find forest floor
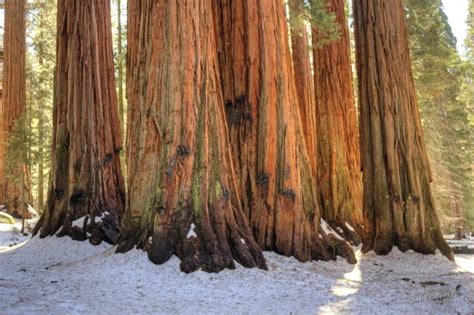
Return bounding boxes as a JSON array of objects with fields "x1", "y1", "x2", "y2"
[{"x1": 0, "y1": 221, "x2": 473, "y2": 314}]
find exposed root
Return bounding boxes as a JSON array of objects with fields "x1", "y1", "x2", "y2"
[
  {"x1": 326, "y1": 220, "x2": 362, "y2": 246},
  {"x1": 117, "y1": 204, "x2": 267, "y2": 273}
]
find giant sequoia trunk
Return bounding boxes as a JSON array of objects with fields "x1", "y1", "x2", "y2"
[
  {"x1": 34, "y1": 0, "x2": 125, "y2": 245},
  {"x1": 353, "y1": 0, "x2": 453, "y2": 259},
  {"x1": 116, "y1": 0, "x2": 267, "y2": 273},
  {"x1": 0, "y1": 0, "x2": 32, "y2": 218},
  {"x1": 312, "y1": 0, "x2": 363, "y2": 244},
  {"x1": 288, "y1": 0, "x2": 318, "y2": 176},
  {"x1": 213, "y1": 0, "x2": 355, "y2": 263}
]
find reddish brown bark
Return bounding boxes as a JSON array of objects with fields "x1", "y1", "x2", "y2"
[
  {"x1": 116, "y1": 0, "x2": 267, "y2": 273},
  {"x1": 34, "y1": 0, "x2": 125, "y2": 244},
  {"x1": 0, "y1": 0, "x2": 32, "y2": 218},
  {"x1": 213, "y1": 0, "x2": 355, "y2": 263},
  {"x1": 312, "y1": 0, "x2": 363, "y2": 244},
  {"x1": 353, "y1": 0, "x2": 453, "y2": 259},
  {"x1": 289, "y1": 0, "x2": 318, "y2": 176}
]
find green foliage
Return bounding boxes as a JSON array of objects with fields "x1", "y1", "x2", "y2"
[
  {"x1": 466, "y1": 0, "x2": 474, "y2": 59},
  {"x1": 462, "y1": 0, "x2": 474, "y2": 230},
  {"x1": 4, "y1": 114, "x2": 34, "y2": 182},
  {"x1": 24, "y1": 0, "x2": 56, "y2": 212},
  {"x1": 405, "y1": 0, "x2": 474, "y2": 232},
  {"x1": 3, "y1": 113, "x2": 33, "y2": 210},
  {"x1": 289, "y1": 0, "x2": 341, "y2": 48},
  {"x1": 309, "y1": 0, "x2": 341, "y2": 46}
]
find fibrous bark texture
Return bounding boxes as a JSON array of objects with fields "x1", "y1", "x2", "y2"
[
  {"x1": 34, "y1": 0, "x2": 125, "y2": 245},
  {"x1": 213, "y1": 0, "x2": 355, "y2": 263},
  {"x1": 353, "y1": 0, "x2": 453, "y2": 259},
  {"x1": 116, "y1": 0, "x2": 267, "y2": 273},
  {"x1": 289, "y1": 0, "x2": 318, "y2": 176},
  {"x1": 312, "y1": 0, "x2": 362, "y2": 244},
  {"x1": 0, "y1": 0, "x2": 32, "y2": 218}
]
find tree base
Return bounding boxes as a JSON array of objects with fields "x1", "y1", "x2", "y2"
[
  {"x1": 316, "y1": 223, "x2": 357, "y2": 264},
  {"x1": 361, "y1": 231, "x2": 454, "y2": 261},
  {"x1": 326, "y1": 220, "x2": 362, "y2": 246},
  {"x1": 117, "y1": 205, "x2": 268, "y2": 273},
  {"x1": 34, "y1": 212, "x2": 120, "y2": 246}
]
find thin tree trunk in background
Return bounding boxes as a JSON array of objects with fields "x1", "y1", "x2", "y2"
[
  {"x1": 20, "y1": 165, "x2": 25, "y2": 233},
  {"x1": 117, "y1": 0, "x2": 125, "y2": 142},
  {"x1": 34, "y1": 0, "x2": 125, "y2": 245},
  {"x1": 312, "y1": 0, "x2": 363, "y2": 244},
  {"x1": 288, "y1": 0, "x2": 318, "y2": 176},
  {"x1": 452, "y1": 198, "x2": 464, "y2": 240},
  {"x1": 0, "y1": 0, "x2": 32, "y2": 218},
  {"x1": 37, "y1": 110, "x2": 44, "y2": 213},
  {"x1": 116, "y1": 0, "x2": 267, "y2": 273},
  {"x1": 353, "y1": 0, "x2": 453, "y2": 259},
  {"x1": 213, "y1": 0, "x2": 355, "y2": 263}
]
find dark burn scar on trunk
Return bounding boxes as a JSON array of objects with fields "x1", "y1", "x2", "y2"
[
  {"x1": 221, "y1": 187, "x2": 230, "y2": 200},
  {"x1": 257, "y1": 172, "x2": 269, "y2": 188},
  {"x1": 279, "y1": 188, "x2": 296, "y2": 202},
  {"x1": 155, "y1": 206, "x2": 166, "y2": 215},
  {"x1": 70, "y1": 190, "x2": 87, "y2": 207},
  {"x1": 103, "y1": 153, "x2": 113, "y2": 166},
  {"x1": 235, "y1": 95, "x2": 245, "y2": 105},
  {"x1": 224, "y1": 95, "x2": 253, "y2": 125},
  {"x1": 177, "y1": 145, "x2": 190, "y2": 157},
  {"x1": 242, "y1": 112, "x2": 253, "y2": 123},
  {"x1": 54, "y1": 189, "x2": 65, "y2": 199}
]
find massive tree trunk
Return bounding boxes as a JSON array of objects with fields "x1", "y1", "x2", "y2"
[
  {"x1": 288, "y1": 0, "x2": 318, "y2": 176},
  {"x1": 116, "y1": 0, "x2": 267, "y2": 273},
  {"x1": 312, "y1": 0, "x2": 363, "y2": 244},
  {"x1": 353, "y1": 0, "x2": 453, "y2": 259},
  {"x1": 213, "y1": 0, "x2": 355, "y2": 263},
  {"x1": 34, "y1": 0, "x2": 125, "y2": 245},
  {"x1": 0, "y1": 0, "x2": 32, "y2": 218}
]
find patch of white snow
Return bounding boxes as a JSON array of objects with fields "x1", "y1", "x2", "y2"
[
  {"x1": 186, "y1": 223, "x2": 197, "y2": 239},
  {"x1": 321, "y1": 219, "x2": 344, "y2": 241},
  {"x1": 72, "y1": 216, "x2": 88, "y2": 228},
  {"x1": 345, "y1": 222, "x2": 356, "y2": 232},
  {"x1": 0, "y1": 227, "x2": 473, "y2": 314}
]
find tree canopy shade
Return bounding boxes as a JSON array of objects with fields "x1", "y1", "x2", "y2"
[
  {"x1": 34, "y1": 0, "x2": 125, "y2": 244},
  {"x1": 116, "y1": 0, "x2": 267, "y2": 273},
  {"x1": 353, "y1": 0, "x2": 453, "y2": 259}
]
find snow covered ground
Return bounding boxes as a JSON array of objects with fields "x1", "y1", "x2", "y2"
[{"x1": 0, "y1": 223, "x2": 473, "y2": 314}]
